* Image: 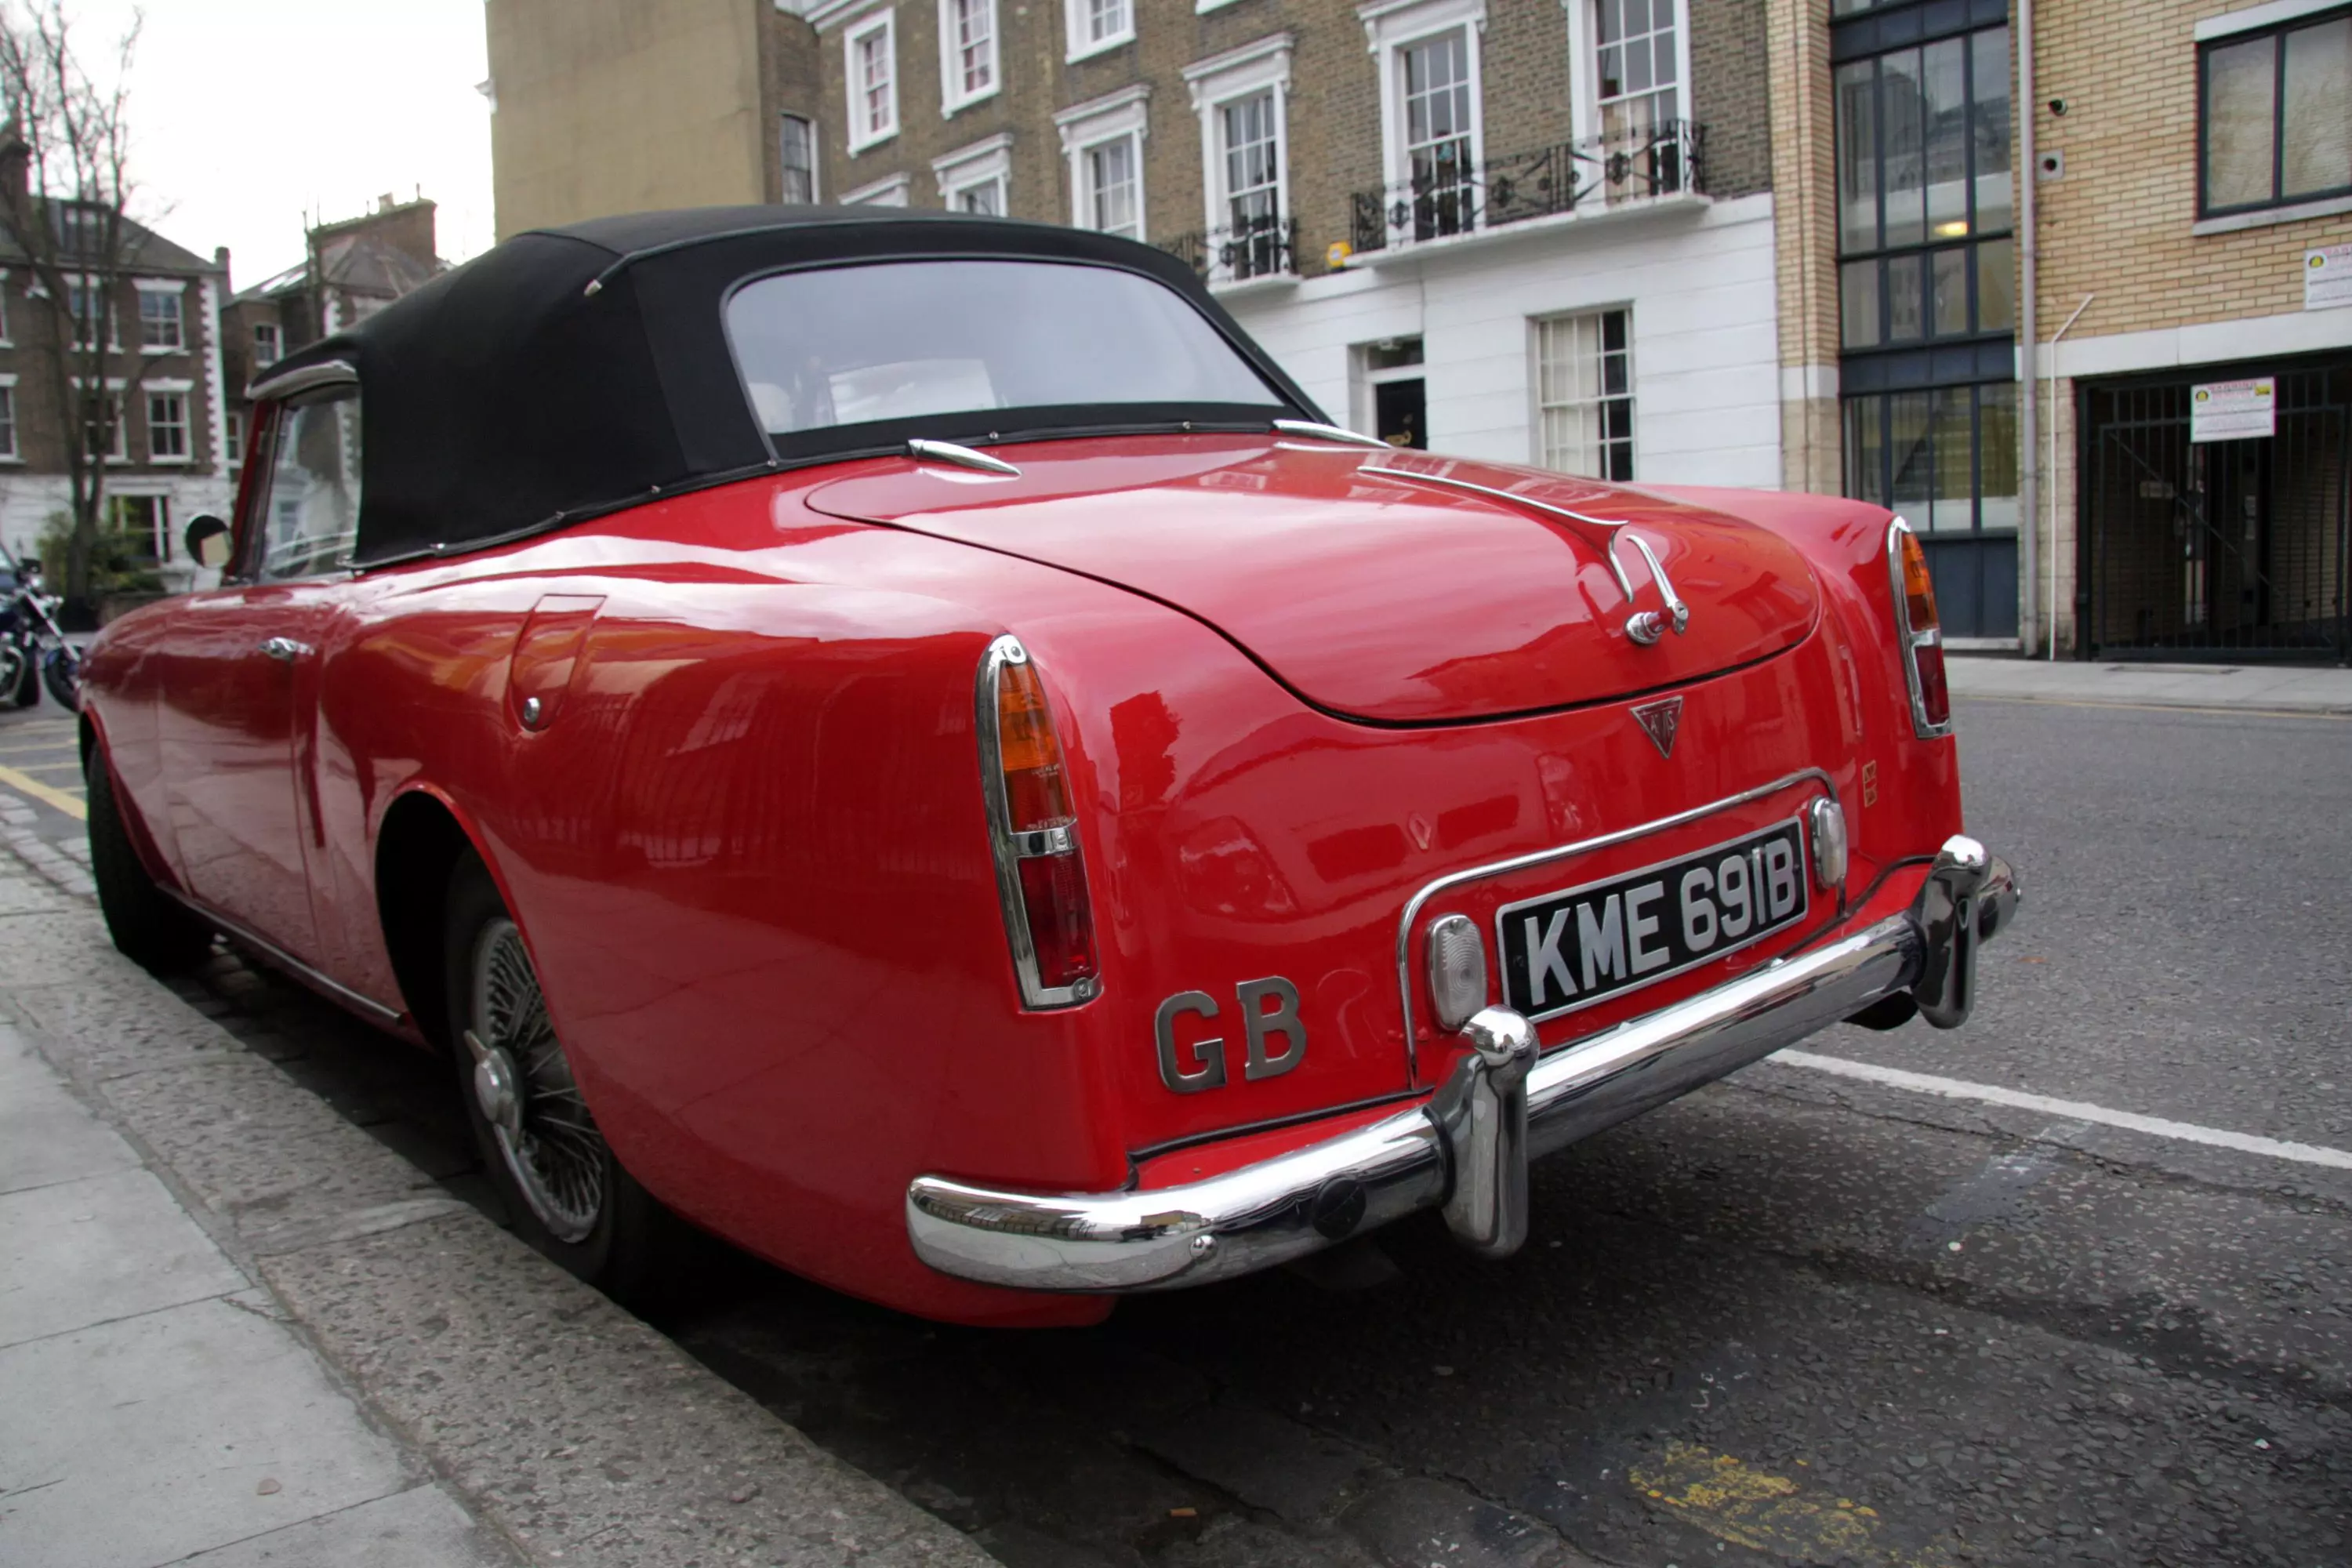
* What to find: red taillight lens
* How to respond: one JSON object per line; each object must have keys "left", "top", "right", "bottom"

{"left": 1890, "top": 521, "right": 1952, "bottom": 735}
{"left": 982, "top": 640, "right": 1099, "bottom": 1006}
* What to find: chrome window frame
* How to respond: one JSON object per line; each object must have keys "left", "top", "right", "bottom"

{"left": 975, "top": 633, "right": 1097, "bottom": 1010}
{"left": 1886, "top": 514, "right": 1952, "bottom": 739}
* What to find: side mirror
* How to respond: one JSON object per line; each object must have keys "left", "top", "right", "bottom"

{"left": 184, "top": 514, "right": 234, "bottom": 571}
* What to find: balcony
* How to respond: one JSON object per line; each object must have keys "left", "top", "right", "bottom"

{"left": 1156, "top": 212, "right": 1298, "bottom": 288}
{"left": 1348, "top": 120, "right": 1706, "bottom": 259}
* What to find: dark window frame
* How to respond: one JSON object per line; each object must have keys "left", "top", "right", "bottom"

{"left": 1841, "top": 376, "right": 2020, "bottom": 537}
{"left": 2197, "top": 5, "right": 2352, "bottom": 218}
{"left": 780, "top": 113, "right": 818, "bottom": 205}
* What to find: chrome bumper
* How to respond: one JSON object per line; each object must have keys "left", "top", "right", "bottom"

{"left": 908, "top": 835, "right": 2017, "bottom": 1293}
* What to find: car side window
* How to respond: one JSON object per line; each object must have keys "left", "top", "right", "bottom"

{"left": 251, "top": 388, "right": 362, "bottom": 583}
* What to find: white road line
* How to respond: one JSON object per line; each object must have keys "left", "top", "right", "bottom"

{"left": 1775, "top": 1050, "right": 2352, "bottom": 1172}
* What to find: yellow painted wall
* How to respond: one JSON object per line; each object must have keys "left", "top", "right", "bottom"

{"left": 486, "top": 0, "right": 767, "bottom": 238}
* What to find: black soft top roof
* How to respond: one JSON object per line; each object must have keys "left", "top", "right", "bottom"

{"left": 258, "top": 205, "right": 1322, "bottom": 568}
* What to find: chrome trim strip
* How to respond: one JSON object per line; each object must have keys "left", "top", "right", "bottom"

{"left": 246, "top": 358, "right": 359, "bottom": 402}
{"left": 1886, "top": 516, "right": 1953, "bottom": 740}
{"left": 1392, "top": 767, "right": 1837, "bottom": 1075}
{"left": 157, "top": 885, "right": 406, "bottom": 1026}
{"left": 974, "top": 635, "right": 1093, "bottom": 1009}
{"left": 906, "top": 840, "right": 2016, "bottom": 1294}
{"left": 1271, "top": 419, "right": 1392, "bottom": 450}
{"left": 909, "top": 437, "right": 1022, "bottom": 477}
{"left": 1359, "top": 464, "right": 1638, "bottom": 599}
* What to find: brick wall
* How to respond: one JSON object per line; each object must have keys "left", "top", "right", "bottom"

{"left": 800, "top": 1, "right": 1775, "bottom": 278}
{"left": 2032, "top": 0, "right": 2352, "bottom": 347}
{"left": 1766, "top": 0, "right": 1838, "bottom": 493}
{"left": 1692, "top": 0, "right": 1770, "bottom": 201}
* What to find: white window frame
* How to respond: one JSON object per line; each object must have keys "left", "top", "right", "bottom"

{"left": 1065, "top": 0, "right": 1136, "bottom": 64}
{"left": 1359, "top": 0, "right": 1488, "bottom": 205}
{"left": 934, "top": 132, "right": 1013, "bottom": 214}
{"left": 938, "top": 0, "right": 1000, "bottom": 116}
{"left": 841, "top": 171, "right": 913, "bottom": 206}
{"left": 1563, "top": 0, "right": 1693, "bottom": 149}
{"left": 0, "top": 374, "right": 19, "bottom": 463}
{"left": 225, "top": 408, "right": 244, "bottom": 468}
{"left": 64, "top": 273, "right": 119, "bottom": 351}
{"left": 1055, "top": 84, "right": 1151, "bottom": 236}
{"left": 1530, "top": 307, "right": 1635, "bottom": 480}
{"left": 135, "top": 277, "right": 187, "bottom": 353}
{"left": 72, "top": 376, "right": 129, "bottom": 463}
{"left": 253, "top": 321, "right": 281, "bottom": 367}
{"left": 844, "top": 9, "right": 899, "bottom": 154}
{"left": 144, "top": 379, "right": 194, "bottom": 464}
{"left": 0, "top": 270, "right": 13, "bottom": 347}
{"left": 1184, "top": 34, "right": 1294, "bottom": 274}
{"left": 1196, "top": 0, "right": 1248, "bottom": 11}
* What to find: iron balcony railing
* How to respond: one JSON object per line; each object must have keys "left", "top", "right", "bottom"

{"left": 1157, "top": 211, "right": 1298, "bottom": 284}
{"left": 1348, "top": 120, "right": 1705, "bottom": 256}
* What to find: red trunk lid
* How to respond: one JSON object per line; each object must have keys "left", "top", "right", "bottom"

{"left": 808, "top": 435, "right": 1817, "bottom": 723}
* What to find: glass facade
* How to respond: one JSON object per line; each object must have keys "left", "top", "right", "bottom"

{"left": 1837, "top": 2, "right": 2018, "bottom": 579}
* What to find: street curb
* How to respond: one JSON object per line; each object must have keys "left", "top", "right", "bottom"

{"left": 0, "top": 880, "right": 999, "bottom": 1568}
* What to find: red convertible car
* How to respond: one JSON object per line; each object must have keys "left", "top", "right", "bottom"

{"left": 81, "top": 208, "right": 2016, "bottom": 1327}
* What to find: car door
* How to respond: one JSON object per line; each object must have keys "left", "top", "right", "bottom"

{"left": 158, "top": 376, "right": 361, "bottom": 960}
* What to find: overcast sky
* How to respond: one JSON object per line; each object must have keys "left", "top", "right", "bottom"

{"left": 67, "top": 0, "right": 494, "bottom": 292}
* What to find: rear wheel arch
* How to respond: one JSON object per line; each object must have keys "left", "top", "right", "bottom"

{"left": 374, "top": 788, "right": 492, "bottom": 1054}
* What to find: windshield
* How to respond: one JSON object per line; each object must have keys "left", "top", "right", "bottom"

{"left": 723, "top": 259, "right": 1288, "bottom": 441}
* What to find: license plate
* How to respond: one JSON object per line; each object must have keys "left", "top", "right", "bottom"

{"left": 1495, "top": 818, "right": 1809, "bottom": 1022}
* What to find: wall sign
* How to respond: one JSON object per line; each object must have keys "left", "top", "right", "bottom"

{"left": 2307, "top": 244, "right": 2352, "bottom": 312}
{"left": 2189, "top": 379, "right": 2274, "bottom": 444}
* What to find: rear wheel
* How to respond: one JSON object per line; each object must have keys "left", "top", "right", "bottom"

{"left": 85, "top": 747, "right": 214, "bottom": 971}
{"left": 442, "top": 855, "right": 681, "bottom": 1301}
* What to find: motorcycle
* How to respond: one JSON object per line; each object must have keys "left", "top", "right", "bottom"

{"left": 0, "top": 558, "right": 82, "bottom": 713}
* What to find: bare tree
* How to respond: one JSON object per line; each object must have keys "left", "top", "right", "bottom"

{"left": 0, "top": 1, "right": 152, "bottom": 606}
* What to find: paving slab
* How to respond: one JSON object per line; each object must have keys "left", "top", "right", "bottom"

{"left": 0, "top": 1165, "right": 249, "bottom": 1348}
{"left": 174, "top": 1483, "right": 516, "bottom": 1568}
{"left": 0, "top": 1025, "right": 140, "bottom": 1193}
{"left": 0, "top": 1291, "right": 417, "bottom": 1568}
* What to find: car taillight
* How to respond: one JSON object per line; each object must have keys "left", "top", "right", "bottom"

{"left": 1887, "top": 517, "right": 1952, "bottom": 738}
{"left": 978, "top": 636, "right": 1099, "bottom": 1007}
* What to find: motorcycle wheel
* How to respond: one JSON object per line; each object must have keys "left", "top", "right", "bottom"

{"left": 40, "top": 647, "right": 78, "bottom": 712}
{"left": 5, "top": 647, "right": 35, "bottom": 709}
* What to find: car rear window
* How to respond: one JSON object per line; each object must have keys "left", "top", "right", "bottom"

{"left": 722, "top": 259, "right": 1285, "bottom": 437}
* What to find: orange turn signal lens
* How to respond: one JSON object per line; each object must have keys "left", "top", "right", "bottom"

{"left": 982, "top": 639, "right": 1098, "bottom": 1006}
{"left": 1899, "top": 530, "right": 1940, "bottom": 635}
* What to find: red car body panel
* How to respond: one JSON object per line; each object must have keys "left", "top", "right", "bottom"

{"left": 82, "top": 432, "right": 1962, "bottom": 1328}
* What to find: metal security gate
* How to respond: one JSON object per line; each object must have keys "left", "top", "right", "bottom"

{"left": 2080, "top": 361, "right": 2350, "bottom": 662}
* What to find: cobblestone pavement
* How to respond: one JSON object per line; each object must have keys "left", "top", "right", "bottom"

{"left": 5, "top": 697, "right": 2348, "bottom": 1568}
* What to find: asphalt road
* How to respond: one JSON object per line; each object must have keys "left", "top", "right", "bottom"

{"left": 3, "top": 694, "right": 2347, "bottom": 1567}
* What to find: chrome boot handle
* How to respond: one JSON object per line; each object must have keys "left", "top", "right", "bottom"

{"left": 1617, "top": 532, "right": 1690, "bottom": 646}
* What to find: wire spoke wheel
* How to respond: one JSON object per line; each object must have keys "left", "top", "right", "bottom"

{"left": 469, "top": 917, "right": 605, "bottom": 1242}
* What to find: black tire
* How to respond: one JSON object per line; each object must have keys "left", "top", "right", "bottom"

{"left": 5, "top": 648, "right": 36, "bottom": 709}
{"left": 85, "top": 748, "right": 214, "bottom": 972}
{"left": 442, "top": 853, "right": 683, "bottom": 1304}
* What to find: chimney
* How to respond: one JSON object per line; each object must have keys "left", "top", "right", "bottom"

{"left": 213, "top": 245, "right": 230, "bottom": 291}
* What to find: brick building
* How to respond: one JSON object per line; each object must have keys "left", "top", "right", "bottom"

{"left": 220, "top": 197, "right": 448, "bottom": 492}
{"left": 1777, "top": 0, "right": 2350, "bottom": 656}
{"left": 488, "top": 0, "right": 1788, "bottom": 488}
{"left": 0, "top": 210, "right": 234, "bottom": 592}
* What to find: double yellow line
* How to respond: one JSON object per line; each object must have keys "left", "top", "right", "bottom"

{"left": 0, "top": 760, "right": 86, "bottom": 820}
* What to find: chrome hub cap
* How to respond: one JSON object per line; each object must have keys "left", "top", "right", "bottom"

{"left": 468, "top": 917, "right": 604, "bottom": 1243}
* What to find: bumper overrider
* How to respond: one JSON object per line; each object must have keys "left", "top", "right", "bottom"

{"left": 908, "top": 836, "right": 2018, "bottom": 1293}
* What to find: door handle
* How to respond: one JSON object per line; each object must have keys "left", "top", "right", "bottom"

{"left": 259, "top": 637, "right": 311, "bottom": 662}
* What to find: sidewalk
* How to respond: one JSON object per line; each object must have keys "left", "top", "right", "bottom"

{"left": 1, "top": 1011, "right": 514, "bottom": 1566}
{"left": 1947, "top": 653, "right": 2352, "bottom": 714}
{"left": 0, "top": 858, "right": 999, "bottom": 1568}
